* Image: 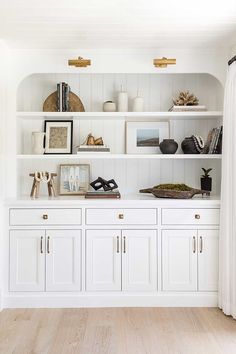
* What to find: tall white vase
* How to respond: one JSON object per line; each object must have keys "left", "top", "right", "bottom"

{"left": 118, "top": 89, "right": 128, "bottom": 112}
{"left": 32, "top": 132, "right": 45, "bottom": 154}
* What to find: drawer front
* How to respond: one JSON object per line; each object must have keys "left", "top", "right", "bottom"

{"left": 10, "top": 208, "right": 82, "bottom": 226}
{"left": 86, "top": 208, "right": 157, "bottom": 225}
{"left": 162, "top": 208, "right": 219, "bottom": 225}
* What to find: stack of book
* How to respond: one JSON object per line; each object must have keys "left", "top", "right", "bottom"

{"left": 201, "top": 126, "right": 223, "bottom": 154}
{"left": 77, "top": 145, "right": 110, "bottom": 153}
{"left": 85, "top": 190, "right": 121, "bottom": 199}
{"left": 57, "top": 82, "right": 70, "bottom": 112}
{"left": 169, "top": 105, "right": 207, "bottom": 112}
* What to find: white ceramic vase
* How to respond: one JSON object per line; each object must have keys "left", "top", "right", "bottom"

{"left": 118, "top": 90, "right": 128, "bottom": 112}
{"left": 132, "top": 96, "right": 144, "bottom": 112}
{"left": 32, "top": 132, "right": 45, "bottom": 154}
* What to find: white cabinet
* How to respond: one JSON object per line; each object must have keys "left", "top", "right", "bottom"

{"left": 162, "top": 208, "right": 219, "bottom": 226}
{"left": 162, "top": 230, "right": 197, "bottom": 291}
{"left": 10, "top": 230, "right": 45, "bottom": 291}
{"left": 86, "top": 229, "right": 157, "bottom": 292}
{"left": 86, "top": 230, "right": 121, "bottom": 291}
{"left": 10, "top": 229, "right": 81, "bottom": 292}
{"left": 46, "top": 230, "right": 81, "bottom": 291}
{"left": 86, "top": 208, "right": 157, "bottom": 225}
{"left": 198, "top": 230, "right": 219, "bottom": 291}
{"left": 122, "top": 230, "right": 157, "bottom": 291}
{"left": 10, "top": 208, "right": 82, "bottom": 226}
{"left": 162, "top": 229, "right": 219, "bottom": 292}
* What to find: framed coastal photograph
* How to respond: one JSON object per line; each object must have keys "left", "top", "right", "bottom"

{"left": 126, "top": 121, "right": 169, "bottom": 154}
{"left": 59, "top": 164, "right": 90, "bottom": 195}
{"left": 44, "top": 120, "right": 73, "bottom": 154}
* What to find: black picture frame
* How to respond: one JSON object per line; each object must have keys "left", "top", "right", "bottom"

{"left": 44, "top": 120, "right": 73, "bottom": 154}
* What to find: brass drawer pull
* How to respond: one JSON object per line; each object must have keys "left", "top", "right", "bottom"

{"left": 195, "top": 214, "right": 200, "bottom": 220}
{"left": 47, "top": 236, "right": 50, "bottom": 254}
{"left": 43, "top": 214, "right": 48, "bottom": 220}
{"left": 199, "top": 236, "right": 203, "bottom": 253}
{"left": 193, "top": 236, "right": 196, "bottom": 253}
{"left": 116, "top": 236, "right": 120, "bottom": 253}
{"left": 118, "top": 214, "right": 124, "bottom": 220}
{"left": 40, "top": 236, "right": 43, "bottom": 254}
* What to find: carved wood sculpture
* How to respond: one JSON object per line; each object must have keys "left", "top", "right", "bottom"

{"left": 30, "top": 172, "right": 57, "bottom": 198}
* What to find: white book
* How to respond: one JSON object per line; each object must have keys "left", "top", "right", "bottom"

{"left": 170, "top": 105, "right": 207, "bottom": 112}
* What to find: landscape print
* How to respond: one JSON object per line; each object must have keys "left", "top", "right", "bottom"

{"left": 136, "top": 129, "right": 160, "bottom": 147}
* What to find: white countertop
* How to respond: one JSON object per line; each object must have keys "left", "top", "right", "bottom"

{"left": 5, "top": 194, "right": 221, "bottom": 207}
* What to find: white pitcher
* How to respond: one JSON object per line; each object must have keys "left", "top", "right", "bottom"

{"left": 32, "top": 132, "right": 45, "bottom": 154}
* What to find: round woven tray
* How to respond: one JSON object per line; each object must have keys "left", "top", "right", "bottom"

{"left": 43, "top": 91, "right": 85, "bottom": 112}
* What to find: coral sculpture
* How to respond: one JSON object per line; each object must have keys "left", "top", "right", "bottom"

{"left": 173, "top": 91, "right": 199, "bottom": 106}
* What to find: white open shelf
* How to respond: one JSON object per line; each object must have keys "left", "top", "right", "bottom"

{"left": 16, "top": 111, "right": 223, "bottom": 120}
{"left": 16, "top": 154, "right": 222, "bottom": 160}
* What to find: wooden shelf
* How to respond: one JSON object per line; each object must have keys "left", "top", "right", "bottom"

{"left": 16, "top": 111, "right": 223, "bottom": 120}
{"left": 16, "top": 154, "right": 222, "bottom": 160}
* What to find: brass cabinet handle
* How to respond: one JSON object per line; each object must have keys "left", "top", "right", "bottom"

{"left": 43, "top": 214, "right": 48, "bottom": 220}
{"left": 40, "top": 236, "right": 43, "bottom": 254}
{"left": 118, "top": 214, "right": 124, "bottom": 220}
{"left": 199, "top": 236, "right": 203, "bottom": 253}
{"left": 123, "top": 236, "right": 126, "bottom": 253}
{"left": 47, "top": 236, "right": 50, "bottom": 254}
{"left": 195, "top": 214, "right": 200, "bottom": 220}
{"left": 116, "top": 236, "right": 120, "bottom": 253}
{"left": 193, "top": 236, "right": 196, "bottom": 253}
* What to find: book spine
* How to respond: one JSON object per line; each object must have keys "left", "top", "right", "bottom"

{"left": 59, "top": 82, "right": 63, "bottom": 112}
{"left": 66, "top": 84, "right": 70, "bottom": 112}
{"left": 215, "top": 126, "right": 223, "bottom": 154}
{"left": 209, "top": 128, "right": 217, "bottom": 154}
{"left": 213, "top": 127, "right": 221, "bottom": 154}
{"left": 57, "top": 83, "right": 60, "bottom": 112}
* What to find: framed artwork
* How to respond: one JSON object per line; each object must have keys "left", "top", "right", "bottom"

{"left": 44, "top": 120, "right": 73, "bottom": 154}
{"left": 126, "top": 121, "right": 169, "bottom": 154}
{"left": 59, "top": 164, "right": 90, "bottom": 195}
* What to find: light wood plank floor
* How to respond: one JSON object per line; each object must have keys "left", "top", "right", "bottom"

{"left": 0, "top": 308, "right": 236, "bottom": 354}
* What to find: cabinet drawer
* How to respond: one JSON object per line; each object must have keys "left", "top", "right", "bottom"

{"left": 162, "top": 208, "right": 219, "bottom": 225}
{"left": 10, "top": 208, "right": 82, "bottom": 226}
{"left": 86, "top": 208, "right": 157, "bottom": 225}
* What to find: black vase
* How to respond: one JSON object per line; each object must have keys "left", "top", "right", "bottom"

{"left": 159, "top": 139, "right": 178, "bottom": 154}
{"left": 201, "top": 177, "right": 212, "bottom": 191}
{"left": 181, "top": 137, "right": 199, "bottom": 154}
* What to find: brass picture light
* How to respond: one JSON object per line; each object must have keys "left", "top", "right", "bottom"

{"left": 153, "top": 57, "right": 176, "bottom": 68}
{"left": 68, "top": 56, "right": 91, "bottom": 67}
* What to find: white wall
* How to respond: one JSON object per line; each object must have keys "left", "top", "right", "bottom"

{"left": 0, "top": 39, "right": 9, "bottom": 310}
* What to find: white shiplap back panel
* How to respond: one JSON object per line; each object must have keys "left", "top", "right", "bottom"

{"left": 16, "top": 73, "right": 223, "bottom": 197}
{"left": 17, "top": 73, "right": 223, "bottom": 112}
{"left": 17, "top": 159, "right": 221, "bottom": 197}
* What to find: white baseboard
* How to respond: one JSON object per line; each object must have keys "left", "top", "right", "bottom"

{"left": 3, "top": 292, "right": 218, "bottom": 308}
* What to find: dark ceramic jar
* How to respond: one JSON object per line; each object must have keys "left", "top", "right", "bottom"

{"left": 159, "top": 139, "right": 178, "bottom": 154}
{"left": 181, "top": 137, "right": 199, "bottom": 154}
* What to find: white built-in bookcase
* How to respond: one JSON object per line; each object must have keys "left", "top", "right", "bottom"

{"left": 16, "top": 73, "right": 223, "bottom": 197}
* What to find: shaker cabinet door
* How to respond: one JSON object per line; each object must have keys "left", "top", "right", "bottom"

{"left": 46, "top": 230, "right": 82, "bottom": 292}
{"left": 86, "top": 230, "right": 121, "bottom": 291}
{"left": 198, "top": 230, "right": 219, "bottom": 291}
{"left": 10, "top": 230, "right": 45, "bottom": 291}
{"left": 162, "top": 230, "right": 198, "bottom": 291}
{"left": 122, "top": 230, "right": 157, "bottom": 291}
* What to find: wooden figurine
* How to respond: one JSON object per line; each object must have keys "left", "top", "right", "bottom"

{"left": 30, "top": 172, "right": 57, "bottom": 198}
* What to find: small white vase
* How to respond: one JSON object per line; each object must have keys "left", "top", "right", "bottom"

{"left": 32, "top": 132, "right": 45, "bottom": 154}
{"left": 132, "top": 96, "right": 144, "bottom": 112}
{"left": 118, "top": 90, "right": 128, "bottom": 112}
{"left": 103, "top": 101, "right": 116, "bottom": 112}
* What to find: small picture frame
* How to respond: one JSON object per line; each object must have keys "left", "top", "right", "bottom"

{"left": 59, "top": 164, "right": 90, "bottom": 195}
{"left": 126, "top": 121, "right": 169, "bottom": 154}
{"left": 44, "top": 120, "right": 73, "bottom": 154}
